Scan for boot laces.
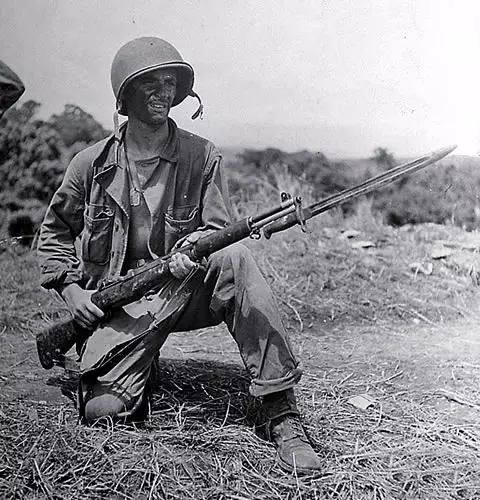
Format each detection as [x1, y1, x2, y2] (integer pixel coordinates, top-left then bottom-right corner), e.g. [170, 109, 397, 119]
[272, 415, 308, 443]
[285, 416, 307, 438]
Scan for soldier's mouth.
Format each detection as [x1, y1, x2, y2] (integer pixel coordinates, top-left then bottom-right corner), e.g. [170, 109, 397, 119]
[149, 100, 169, 110]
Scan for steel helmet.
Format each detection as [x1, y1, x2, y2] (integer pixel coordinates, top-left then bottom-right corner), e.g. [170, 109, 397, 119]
[111, 37, 199, 116]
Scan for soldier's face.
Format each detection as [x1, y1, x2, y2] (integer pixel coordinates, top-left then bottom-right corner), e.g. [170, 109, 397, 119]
[126, 68, 177, 126]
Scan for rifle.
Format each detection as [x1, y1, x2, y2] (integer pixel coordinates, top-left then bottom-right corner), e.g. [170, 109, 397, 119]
[36, 145, 456, 369]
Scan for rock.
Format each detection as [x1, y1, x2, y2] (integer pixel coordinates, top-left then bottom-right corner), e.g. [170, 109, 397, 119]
[341, 229, 361, 239]
[351, 240, 375, 249]
[322, 227, 336, 239]
[348, 394, 376, 410]
[410, 262, 433, 275]
[430, 246, 453, 259]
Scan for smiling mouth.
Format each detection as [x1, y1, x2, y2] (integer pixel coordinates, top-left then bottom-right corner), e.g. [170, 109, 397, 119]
[149, 101, 168, 110]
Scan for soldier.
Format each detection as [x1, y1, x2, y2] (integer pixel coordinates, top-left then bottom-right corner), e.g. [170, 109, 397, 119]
[0, 60, 25, 117]
[37, 37, 321, 474]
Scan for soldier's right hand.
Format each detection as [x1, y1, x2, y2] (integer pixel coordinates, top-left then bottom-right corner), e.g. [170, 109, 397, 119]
[60, 283, 105, 330]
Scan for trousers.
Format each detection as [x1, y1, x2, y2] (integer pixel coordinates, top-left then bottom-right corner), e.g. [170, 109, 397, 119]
[79, 243, 302, 418]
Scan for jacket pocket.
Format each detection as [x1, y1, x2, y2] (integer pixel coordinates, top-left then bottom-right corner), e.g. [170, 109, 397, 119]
[164, 206, 199, 237]
[81, 204, 114, 265]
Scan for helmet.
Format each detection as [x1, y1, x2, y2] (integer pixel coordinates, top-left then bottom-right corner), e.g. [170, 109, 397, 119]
[0, 60, 25, 116]
[111, 37, 195, 115]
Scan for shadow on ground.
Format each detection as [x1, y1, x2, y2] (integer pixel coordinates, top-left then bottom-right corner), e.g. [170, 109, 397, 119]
[45, 357, 263, 430]
[151, 357, 263, 429]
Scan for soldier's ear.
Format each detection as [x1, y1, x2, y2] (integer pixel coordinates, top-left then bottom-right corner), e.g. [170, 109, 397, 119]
[120, 85, 132, 115]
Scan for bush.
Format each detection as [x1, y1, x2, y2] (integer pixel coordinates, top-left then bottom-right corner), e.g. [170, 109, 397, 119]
[372, 159, 480, 230]
[228, 148, 480, 234]
[0, 101, 109, 209]
[228, 148, 354, 214]
[0, 101, 66, 205]
[49, 104, 109, 148]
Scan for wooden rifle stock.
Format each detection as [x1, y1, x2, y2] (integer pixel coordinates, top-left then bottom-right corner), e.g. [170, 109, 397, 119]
[36, 145, 456, 369]
[36, 319, 90, 369]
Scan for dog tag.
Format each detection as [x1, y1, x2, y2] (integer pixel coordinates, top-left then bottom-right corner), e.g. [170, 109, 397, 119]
[130, 188, 141, 207]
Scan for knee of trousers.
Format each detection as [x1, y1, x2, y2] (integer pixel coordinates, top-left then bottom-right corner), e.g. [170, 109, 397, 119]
[208, 242, 254, 270]
[84, 394, 126, 422]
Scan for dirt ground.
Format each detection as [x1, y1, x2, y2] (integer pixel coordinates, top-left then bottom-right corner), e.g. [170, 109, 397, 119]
[3, 312, 480, 427]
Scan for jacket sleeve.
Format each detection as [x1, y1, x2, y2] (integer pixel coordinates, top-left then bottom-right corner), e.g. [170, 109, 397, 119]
[176, 147, 234, 248]
[37, 152, 88, 291]
[200, 148, 234, 230]
[0, 60, 25, 115]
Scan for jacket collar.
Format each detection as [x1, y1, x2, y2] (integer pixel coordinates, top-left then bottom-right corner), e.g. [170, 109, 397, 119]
[158, 118, 179, 163]
[115, 117, 179, 163]
[90, 118, 180, 216]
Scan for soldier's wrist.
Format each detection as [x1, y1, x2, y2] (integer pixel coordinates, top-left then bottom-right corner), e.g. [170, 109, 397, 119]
[57, 282, 81, 299]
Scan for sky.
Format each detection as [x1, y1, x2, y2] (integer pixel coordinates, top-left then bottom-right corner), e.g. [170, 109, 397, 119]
[2, 0, 480, 158]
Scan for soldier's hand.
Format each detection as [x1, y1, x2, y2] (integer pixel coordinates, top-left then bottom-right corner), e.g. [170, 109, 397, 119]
[169, 251, 197, 279]
[60, 283, 105, 330]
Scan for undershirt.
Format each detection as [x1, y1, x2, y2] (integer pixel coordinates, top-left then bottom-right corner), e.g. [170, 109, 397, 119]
[125, 156, 173, 264]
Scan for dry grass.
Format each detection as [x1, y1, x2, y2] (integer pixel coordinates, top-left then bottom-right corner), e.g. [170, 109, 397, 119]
[2, 358, 480, 499]
[3, 207, 480, 498]
[250, 214, 480, 335]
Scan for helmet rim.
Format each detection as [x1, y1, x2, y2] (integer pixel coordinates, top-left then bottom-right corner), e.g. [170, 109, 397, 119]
[116, 61, 194, 115]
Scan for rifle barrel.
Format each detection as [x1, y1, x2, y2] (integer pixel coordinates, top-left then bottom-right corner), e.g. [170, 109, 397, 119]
[251, 198, 295, 223]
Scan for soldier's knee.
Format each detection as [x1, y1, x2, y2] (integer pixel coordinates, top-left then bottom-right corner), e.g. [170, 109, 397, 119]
[208, 244, 258, 279]
[84, 394, 126, 422]
[216, 243, 253, 265]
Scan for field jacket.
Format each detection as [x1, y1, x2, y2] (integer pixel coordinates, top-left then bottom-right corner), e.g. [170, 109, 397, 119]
[37, 119, 233, 291]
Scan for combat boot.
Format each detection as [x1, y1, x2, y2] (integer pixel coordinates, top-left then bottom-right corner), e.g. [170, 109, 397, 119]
[263, 388, 322, 474]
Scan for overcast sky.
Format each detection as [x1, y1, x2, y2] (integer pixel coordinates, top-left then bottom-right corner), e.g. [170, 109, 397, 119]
[2, 0, 479, 158]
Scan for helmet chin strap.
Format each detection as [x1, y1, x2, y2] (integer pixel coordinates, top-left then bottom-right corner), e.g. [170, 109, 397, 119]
[189, 90, 204, 120]
[113, 109, 121, 165]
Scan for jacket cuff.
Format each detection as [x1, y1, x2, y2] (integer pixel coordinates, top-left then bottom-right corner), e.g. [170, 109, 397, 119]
[40, 268, 85, 291]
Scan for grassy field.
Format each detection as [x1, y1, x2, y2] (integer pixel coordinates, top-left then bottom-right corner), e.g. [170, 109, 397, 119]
[2, 208, 480, 499]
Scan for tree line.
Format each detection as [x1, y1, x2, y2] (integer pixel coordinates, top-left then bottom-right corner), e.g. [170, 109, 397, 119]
[2, 101, 479, 244]
[0, 100, 109, 211]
